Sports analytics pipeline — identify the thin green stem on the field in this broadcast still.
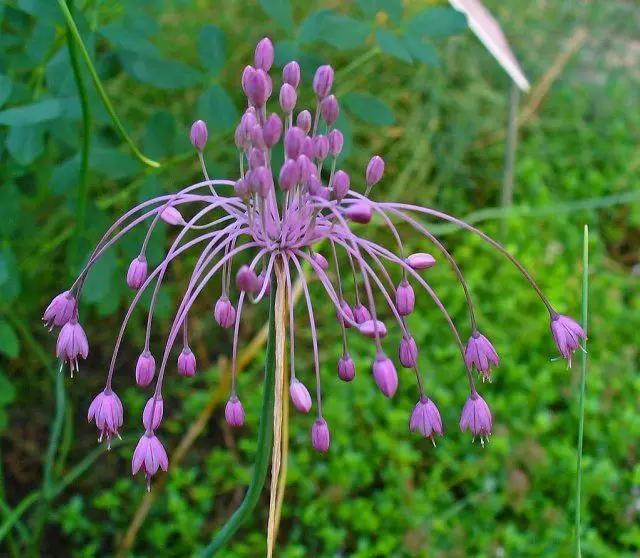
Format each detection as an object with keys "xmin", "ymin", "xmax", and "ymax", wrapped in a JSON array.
[
  {"xmin": 54, "ymin": 0, "xmax": 160, "ymax": 168},
  {"xmin": 65, "ymin": 0, "xmax": 92, "ymax": 270},
  {"xmin": 29, "ymin": 362, "xmax": 66, "ymax": 556},
  {"xmin": 574, "ymin": 225, "xmax": 589, "ymax": 558},
  {"xmin": 200, "ymin": 281, "xmax": 277, "ymax": 557},
  {"xmin": 0, "ymin": 492, "xmax": 40, "ymax": 545}
]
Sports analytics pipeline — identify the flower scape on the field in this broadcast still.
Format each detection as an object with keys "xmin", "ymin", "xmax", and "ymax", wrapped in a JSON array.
[{"xmin": 43, "ymin": 38, "xmax": 586, "ymax": 490}]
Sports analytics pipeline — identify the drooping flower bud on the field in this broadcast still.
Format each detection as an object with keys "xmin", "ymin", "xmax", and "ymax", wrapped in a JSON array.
[
  {"xmin": 225, "ymin": 396, "xmax": 245, "ymax": 427},
  {"xmin": 352, "ymin": 304, "xmax": 371, "ymax": 324},
  {"xmin": 398, "ymin": 336, "xmax": 418, "ymax": 368},
  {"xmin": 278, "ymin": 159, "xmax": 299, "ymax": 191},
  {"xmin": 279, "ymin": 83, "xmax": 297, "ymax": 113},
  {"xmin": 296, "ymin": 110, "xmax": 312, "ymax": 134},
  {"xmin": 313, "ymin": 65, "xmax": 334, "ymax": 99},
  {"xmin": 127, "ymin": 256, "xmax": 148, "ymax": 290},
  {"xmin": 311, "ymin": 418, "xmax": 330, "ymax": 452},
  {"xmin": 346, "ymin": 203, "xmax": 373, "ymax": 224},
  {"xmin": 251, "ymin": 166, "xmax": 274, "ymax": 197},
  {"xmin": 56, "ymin": 319, "xmax": 89, "ymax": 376},
  {"xmin": 366, "ymin": 155, "xmax": 385, "ymax": 186},
  {"xmin": 312, "ymin": 252, "xmax": 329, "ymax": 270},
  {"xmin": 236, "ymin": 265, "xmax": 260, "ymax": 293},
  {"xmin": 372, "ymin": 355, "xmax": 398, "ymax": 397},
  {"xmin": 177, "ymin": 347, "xmax": 197, "ymax": 377},
  {"xmin": 132, "ymin": 433, "xmax": 168, "ymax": 491},
  {"xmin": 234, "ymin": 177, "xmax": 251, "ymax": 199},
  {"xmin": 328, "ymin": 129, "xmax": 343, "ymax": 157},
  {"xmin": 406, "ymin": 253, "xmax": 436, "ymax": 270},
  {"xmin": 214, "ymin": 297, "xmax": 237, "ymax": 328},
  {"xmin": 338, "ymin": 355, "xmax": 355, "ymax": 382},
  {"xmin": 254, "ymin": 37, "xmax": 274, "ymax": 71},
  {"xmin": 284, "ymin": 126, "xmax": 305, "ymax": 159},
  {"xmin": 337, "ymin": 300, "xmax": 354, "ymax": 328},
  {"xmin": 43, "ymin": 291, "xmax": 76, "ymax": 329},
  {"xmin": 88, "ymin": 389, "xmax": 123, "ymax": 448},
  {"xmin": 283, "ymin": 61, "xmax": 301, "ymax": 88},
  {"xmin": 332, "ymin": 170, "xmax": 350, "ymax": 201},
  {"xmin": 409, "ymin": 397, "xmax": 443, "ymax": 444},
  {"xmin": 245, "ymin": 67, "xmax": 268, "ymax": 107},
  {"xmin": 320, "ymin": 95, "xmax": 339, "ymax": 125},
  {"xmin": 550, "ymin": 313, "xmax": 586, "ymax": 367},
  {"xmin": 143, "ymin": 396, "xmax": 163, "ymax": 430},
  {"xmin": 395, "ymin": 280, "xmax": 415, "ymax": 316},
  {"xmin": 459, "ymin": 392, "xmax": 492, "ymax": 445},
  {"xmin": 160, "ymin": 206, "xmax": 186, "ymax": 226},
  {"xmin": 257, "ymin": 270, "xmax": 271, "ymax": 296},
  {"xmin": 314, "ymin": 135, "xmax": 329, "ymax": 161},
  {"xmin": 263, "ymin": 113, "xmax": 283, "ymax": 147},
  {"xmin": 359, "ymin": 320, "xmax": 387, "ymax": 338},
  {"xmin": 289, "ymin": 379, "xmax": 312, "ymax": 413},
  {"xmin": 248, "ymin": 147, "xmax": 266, "ymax": 170},
  {"xmin": 189, "ymin": 120, "xmax": 208, "ymax": 151},
  {"xmin": 464, "ymin": 332, "xmax": 499, "ymax": 382},
  {"xmin": 135, "ymin": 350, "xmax": 156, "ymax": 387}
]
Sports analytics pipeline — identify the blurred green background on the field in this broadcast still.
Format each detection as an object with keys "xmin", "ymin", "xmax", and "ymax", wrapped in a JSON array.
[{"xmin": 0, "ymin": 0, "xmax": 639, "ymax": 556}]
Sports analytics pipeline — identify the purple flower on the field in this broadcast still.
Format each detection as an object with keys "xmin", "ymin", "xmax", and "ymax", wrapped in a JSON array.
[
  {"xmin": 290, "ymin": 379, "xmax": 312, "ymax": 413},
  {"xmin": 332, "ymin": 170, "xmax": 350, "ymax": 201},
  {"xmin": 159, "ymin": 206, "xmax": 185, "ymax": 226},
  {"xmin": 311, "ymin": 418, "xmax": 330, "ymax": 452},
  {"xmin": 132, "ymin": 433, "xmax": 169, "ymax": 491},
  {"xmin": 56, "ymin": 319, "xmax": 88, "ymax": 376},
  {"xmin": 406, "ymin": 253, "xmax": 436, "ymax": 270},
  {"xmin": 214, "ymin": 297, "xmax": 236, "ymax": 328},
  {"xmin": 550, "ymin": 313, "xmax": 586, "ymax": 366},
  {"xmin": 464, "ymin": 332, "xmax": 499, "ymax": 382},
  {"xmin": 359, "ymin": 320, "xmax": 387, "ymax": 339},
  {"xmin": 143, "ymin": 396, "xmax": 164, "ymax": 430},
  {"xmin": 135, "ymin": 351, "xmax": 156, "ymax": 387},
  {"xmin": 88, "ymin": 389, "xmax": 123, "ymax": 448},
  {"xmin": 189, "ymin": 120, "xmax": 208, "ymax": 151},
  {"xmin": 296, "ymin": 110, "xmax": 311, "ymax": 133},
  {"xmin": 366, "ymin": 155, "xmax": 384, "ymax": 186},
  {"xmin": 459, "ymin": 393, "xmax": 492, "ymax": 445},
  {"xmin": 398, "ymin": 336, "xmax": 418, "ymax": 368},
  {"xmin": 352, "ymin": 304, "xmax": 371, "ymax": 324},
  {"xmin": 262, "ymin": 114, "xmax": 282, "ymax": 147},
  {"xmin": 177, "ymin": 347, "xmax": 197, "ymax": 377},
  {"xmin": 320, "ymin": 95, "xmax": 339, "ymax": 125},
  {"xmin": 328, "ymin": 129, "xmax": 343, "ymax": 156},
  {"xmin": 346, "ymin": 203, "xmax": 373, "ymax": 224},
  {"xmin": 254, "ymin": 37, "xmax": 274, "ymax": 71},
  {"xmin": 236, "ymin": 265, "xmax": 259, "ymax": 293},
  {"xmin": 338, "ymin": 355, "xmax": 356, "ymax": 382},
  {"xmin": 395, "ymin": 280, "xmax": 415, "ymax": 316},
  {"xmin": 337, "ymin": 300, "xmax": 355, "ymax": 329},
  {"xmin": 282, "ymin": 61, "xmax": 300, "ymax": 88},
  {"xmin": 409, "ymin": 397, "xmax": 443, "ymax": 445},
  {"xmin": 225, "ymin": 396, "xmax": 245, "ymax": 428},
  {"xmin": 126, "ymin": 256, "xmax": 148, "ymax": 290},
  {"xmin": 279, "ymin": 83, "xmax": 297, "ymax": 114},
  {"xmin": 372, "ymin": 355, "xmax": 398, "ymax": 397},
  {"xmin": 43, "ymin": 291, "xmax": 76, "ymax": 329},
  {"xmin": 312, "ymin": 65, "xmax": 334, "ymax": 99},
  {"xmin": 312, "ymin": 252, "xmax": 329, "ymax": 270}
]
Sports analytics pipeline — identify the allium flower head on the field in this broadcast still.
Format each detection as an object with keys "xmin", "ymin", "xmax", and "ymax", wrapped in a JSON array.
[
  {"xmin": 44, "ymin": 37, "xmax": 587, "ymax": 487},
  {"xmin": 550, "ymin": 312, "xmax": 586, "ymax": 366}
]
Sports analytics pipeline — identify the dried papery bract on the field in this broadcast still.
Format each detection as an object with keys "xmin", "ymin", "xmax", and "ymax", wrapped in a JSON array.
[{"xmin": 43, "ymin": 36, "xmax": 584, "ymax": 497}]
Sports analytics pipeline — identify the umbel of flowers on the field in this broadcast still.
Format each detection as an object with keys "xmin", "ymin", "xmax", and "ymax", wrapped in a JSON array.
[{"xmin": 43, "ymin": 37, "xmax": 586, "ymax": 489}]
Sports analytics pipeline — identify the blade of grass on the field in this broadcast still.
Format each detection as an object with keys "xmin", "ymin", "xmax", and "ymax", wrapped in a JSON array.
[{"xmin": 574, "ymin": 224, "xmax": 589, "ymax": 557}]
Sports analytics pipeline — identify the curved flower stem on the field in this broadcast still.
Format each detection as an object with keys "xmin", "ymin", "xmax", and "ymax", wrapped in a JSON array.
[
  {"xmin": 574, "ymin": 225, "xmax": 589, "ymax": 558},
  {"xmin": 65, "ymin": 0, "xmax": 92, "ymax": 271},
  {"xmin": 200, "ymin": 279, "xmax": 278, "ymax": 557},
  {"xmin": 55, "ymin": 0, "xmax": 160, "ymax": 168}
]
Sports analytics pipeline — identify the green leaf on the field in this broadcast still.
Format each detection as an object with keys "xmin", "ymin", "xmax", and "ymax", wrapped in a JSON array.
[
  {"xmin": 0, "ymin": 372, "xmax": 16, "ymax": 405},
  {"xmin": 17, "ymin": 0, "xmax": 63, "ymax": 23},
  {"xmin": 198, "ymin": 24, "xmax": 226, "ymax": 75},
  {"xmin": 51, "ymin": 157, "xmax": 79, "ymax": 195},
  {"xmin": 122, "ymin": 55, "xmax": 203, "ymax": 90},
  {"xmin": 298, "ymin": 10, "xmax": 333, "ymax": 45},
  {"xmin": 0, "ymin": 321, "xmax": 19, "ymax": 359},
  {"xmin": 355, "ymin": 0, "xmax": 377, "ymax": 18},
  {"xmin": 375, "ymin": 29, "xmax": 412, "ymax": 63},
  {"xmin": 0, "ymin": 99, "xmax": 61, "ymax": 126},
  {"xmin": 6, "ymin": 125, "xmax": 44, "ymax": 165},
  {"xmin": 82, "ymin": 248, "xmax": 116, "ymax": 304},
  {"xmin": 377, "ymin": 0, "xmax": 403, "ymax": 22},
  {"xmin": 274, "ymin": 40, "xmax": 301, "ymax": 67},
  {"xmin": 402, "ymin": 35, "xmax": 439, "ymax": 66},
  {"xmin": 342, "ymin": 92, "xmax": 395, "ymax": 126},
  {"xmin": 0, "ymin": 247, "xmax": 21, "ymax": 304},
  {"xmin": 259, "ymin": 0, "xmax": 293, "ymax": 31},
  {"xmin": 333, "ymin": 110, "xmax": 352, "ymax": 162},
  {"xmin": 89, "ymin": 147, "xmax": 142, "ymax": 179},
  {"xmin": 197, "ymin": 85, "xmax": 238, "ymax": 133},
  {"xmin": 0, "ymin": 75, "xmax": 13, "ymax": 108},
  {"xmin": 143, "ymin": 111, "xmax": 176, "ymax": 159},
  {"xmin": 99, "ymin": 24, "xmax": 162, "ymax": 58},
  {"xmin": 0, "ymin": 183, "xmax": 21, "ymax": 236},
  {"xmin": 321, "ymin": 15, "xmax": 371, "ymax": 50},
  {"xmin": 24, "ymin": 21, "xmax": 56, "ymax": 66},
  {"xmin": 406, "ymin": 7, "xmax": 467, "ymax": 38}
]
